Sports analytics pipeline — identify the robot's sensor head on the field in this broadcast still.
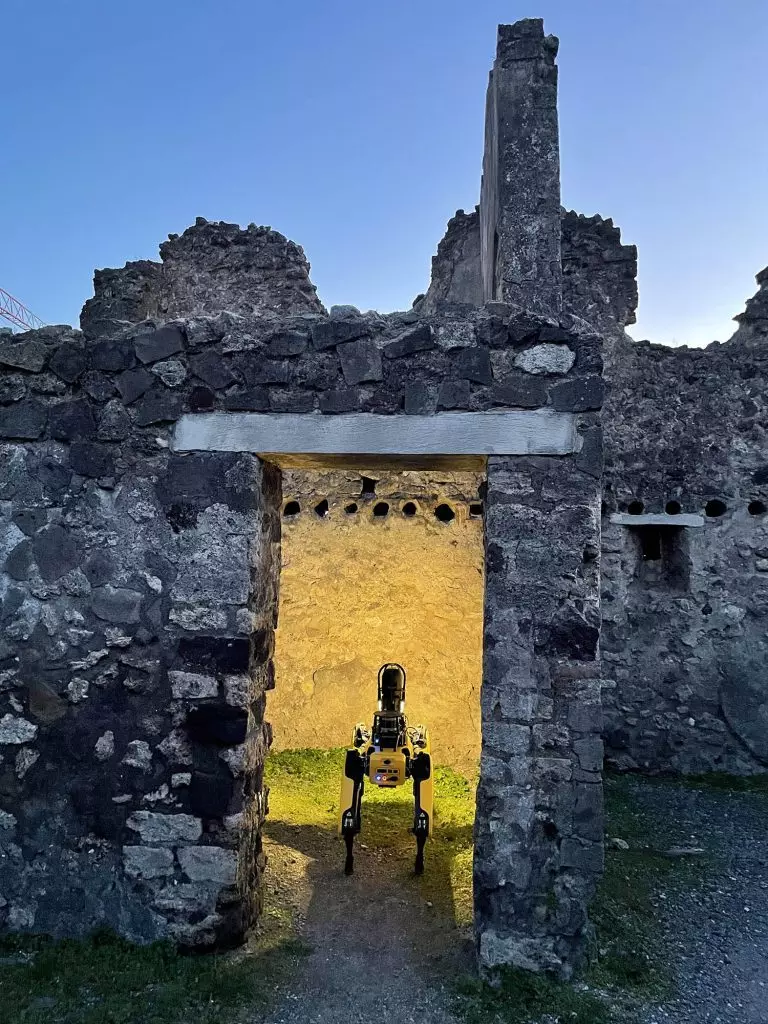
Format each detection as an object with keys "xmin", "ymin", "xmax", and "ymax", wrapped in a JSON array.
[{"xmin": 378, "ymin": 663, "xmax": 406, "ymax": 711}]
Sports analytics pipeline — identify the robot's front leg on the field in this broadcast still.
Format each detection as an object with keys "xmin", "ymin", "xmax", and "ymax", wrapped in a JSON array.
[
  {"xmin": 411, "ymin": 751, "xmax": 433, "ymax": 875},
  {"xmin": 338, "ymin": 749, "xmax": 366, "ymax": 875}
]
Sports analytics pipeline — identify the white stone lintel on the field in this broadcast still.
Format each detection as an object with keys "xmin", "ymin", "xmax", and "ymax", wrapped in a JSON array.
[
  {"xmin": 171, "ymin": 410, "xmax": 579, "ymax": 457},
  {"xmin": 610, "ymin": 513, "xmax": 705, "ymax": 528}
]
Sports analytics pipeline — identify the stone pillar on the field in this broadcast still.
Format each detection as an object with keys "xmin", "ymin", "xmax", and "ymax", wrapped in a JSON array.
[
  {"xmin": 475, "ymin": 453, "xmax": 604, "ymax": 977},
  {"xmin": 480, "ymin": 19, "xmax": 562, "ymax": 315}
]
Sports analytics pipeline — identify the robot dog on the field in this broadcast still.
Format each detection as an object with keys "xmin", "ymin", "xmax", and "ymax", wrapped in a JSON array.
[{"xmin": 338, "ymin": 663, "xmax": 433, "ymax": 875}]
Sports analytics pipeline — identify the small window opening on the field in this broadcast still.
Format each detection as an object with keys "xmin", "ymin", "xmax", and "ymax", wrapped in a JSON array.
[
  {"xmin": 314, "ymin": 499, "xmax": 330, "ymax": 518},
  {"xmin": 402, "ymin": 501, "xmax": 417, "ymax": 517},
  {"xmin": 638, "ymin": 527, "xmax": 662, "ymax": 561},
  {"xmin": 632, "ymin": 525, "xmax": 690, "ymax": 591},
  {"xmin": 748, "ymin": 500, "xmax": 766, "ymax": 516},
  {"xmin": 705, "ymin": 499, "xmax": 727, "ymax": 518},
  {"xmin": 469, "ymin": 502, "xmax": 484, "ymax": 519},
  {"xmin": 627, "ymin": 500, "xmax": 645, "ymax": 515},
  {"xmin": 373, "ymin": 502, "xmax": 390, "ymax": 518},
  {"xmin": 360, "ymin": 476, "xmax": 377, "ymax": 499},
  {"xmin": 435, "ymin": 503, "xmax": 456, "ymax": 523},
  {"xmin": 665, "ymin": 500, "xmax": 682, "ymax": 515},
  {"xmin": 283, "ymin": 501, "xmax": 301, "ymax": 518},
  {"xmin": 344, "ymin": 502, "xmax": 359, "ymax": 515}
]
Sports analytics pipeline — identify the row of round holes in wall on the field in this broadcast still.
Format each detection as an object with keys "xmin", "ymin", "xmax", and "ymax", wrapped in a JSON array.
[
  {"xmin": 613, "ymin": 499, "xmax": 768, "ymax": 518},
  {"xmin": 282, "ymin": 500, "xmax": 484, "ymax": 522}
]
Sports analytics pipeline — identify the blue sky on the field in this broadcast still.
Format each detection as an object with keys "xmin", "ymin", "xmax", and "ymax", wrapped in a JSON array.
[{"xmin": 1, "ymin": 0, "xmax": 766, "ymax": 346}]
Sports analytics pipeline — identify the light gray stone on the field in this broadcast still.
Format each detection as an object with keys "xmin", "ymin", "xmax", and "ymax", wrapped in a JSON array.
[
  {"xmin": 123, "ymin": 845, "xmax": 175, "ymax": 879},
  {"xmin": 177, "ymin": 846, "xmax": 237, "ymax": 884},
  {"xmin": 122, "ymin": 740, "xmax": 153, "ymax": 771},
  {"xmin": 514, "ymin": 344, "xmax": 575, "ymax": 375},
  {"xmin": 91, "ymin": 585, "xmax": 143, "ymax": 624},
  {"xmin": 126, "ymin": 811, "xmax": 202, "ymax": 844},
  {"xmin": 94, "ymin": 731, "xmax": 115, "ymax": 761},
  {"xmin": 0, "ymin": 715, "xmax": 38, "ymax": 745},
  {"xmin": 169, "ymin": 671, "xmax": 218, "ymax": 700}
]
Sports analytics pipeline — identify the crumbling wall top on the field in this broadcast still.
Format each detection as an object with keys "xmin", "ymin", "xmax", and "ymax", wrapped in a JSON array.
[{"xmin": 80, "ymin": 218, "xmax": 324, "ymax": 340}]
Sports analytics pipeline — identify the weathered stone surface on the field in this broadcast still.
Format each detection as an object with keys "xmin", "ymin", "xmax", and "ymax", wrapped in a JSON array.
[
  {"xmin": 117, "ymin": 367, "xmax": 153, "ymax": 404},
  {"xmin": 383, "ymin": 325, "xmax": 435, "ymax": 359},
  {"xmin": 550, "ymin": 375, "xmax": 604, "ymax": 412},
  {"xmin": 311, "ymin": 318, "xmax": 369, "ymax": 351},
  {"xmin": 32, "ymin": 525, "xmax": 79, "ymax": 581},
  {"xmin": 126, "ymin": 812, "xmax": 203, "ymax": 844},
  {"xmin": 0, "ymin": 400, "xmax": 47, "ymax": 439},
  {"xmin": 134, "ymin": 326, "xmax": 185, "ymax": 365},
  {"xmin": 338, "ymin": 338, "xmax": 383, "ymax": 385},
  {"xmin": 177, "ymin": 846, "xmax": 237, "ymax": 884},
  {"xmin": 123, "ymin": 846, "xmax": 175, "ymax": 879},
  {"xmin": 91, "ymin": 586, "xmax": 143, "ymax": 624},
  {"xmin": 0, "ymin": 715, "xmax": 38, "ymax": 744},
  {"xmin": 49, "ymin": 398, "xmax": 96, "ymax": 441},
  {"xmin": 169, "ymin": 671, "xmax": 218, "ymax": 700},
  {"xmin": 0, "ymin": 338, "xmax": 49, "ymax": 372},
  {"xmin": 514, "ymin": 343, "xmax": 575, "ymax": 375}
]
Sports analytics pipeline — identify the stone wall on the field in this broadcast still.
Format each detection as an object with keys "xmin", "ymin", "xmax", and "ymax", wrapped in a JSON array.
[
  {"xmin": 418, "ymin": 208, "xmax": 482, "ymax": 312},
  {"xmin": 80, "ymin": 218, "xmax": 324, "ymax": 340},
  {"xmin": 0, "ymin": 294, "xmax": 605, "ymax": 970},
  {"xmin": 270, "ymin": 469, "xmax": 484, "ymax": 773},
  {"xmin": 602, "ymin": 273, "xmax": 768, "ymax": 774},
  {"xmin": 561, "ymin": 211, "xmax": 638, "ymax": 335},
  {"xmin": 480, "ymin": 19, "xmax": 562, "ymax": 313},
  {"xmin": 477, "ymin": 451, "xmax": 603, "ymax": 975}
]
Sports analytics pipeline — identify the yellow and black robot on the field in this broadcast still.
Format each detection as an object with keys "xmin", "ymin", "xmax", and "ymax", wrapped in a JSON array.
[{"xmin": 338, "ymin": 663, "xmax": 433, "ymax": 875}]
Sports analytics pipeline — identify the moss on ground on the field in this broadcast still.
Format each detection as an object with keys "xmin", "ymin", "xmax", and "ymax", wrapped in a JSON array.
[{"xmin": 0, "ymin": 928, "xmax": 309, "ymax": 1024}]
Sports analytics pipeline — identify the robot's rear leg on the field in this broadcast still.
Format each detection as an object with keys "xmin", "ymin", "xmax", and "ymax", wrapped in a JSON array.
[
  {"xmin": 339, "ymin": 749, "xmax": 366, "ymax": 875},
  {"xmin": 411, "ymin": 751, "xmax": 433, "ymax": 875}
]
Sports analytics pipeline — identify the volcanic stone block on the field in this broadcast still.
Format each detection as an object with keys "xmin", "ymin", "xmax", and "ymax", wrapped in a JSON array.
[
  {"xmin": 452, "ymin": 347, "xmax": 493, "ymax": 384},
  {"xmin": 319, "ymin": 389, "xmax": 362, "ymax": 414},
  {"xmin": 32, "ymin": 524, "xmax": 79, "ymax": 581},
  {"xmin": 117, "ymin": 367, "xmax": 154, "ymax": 404},
  {"xmin": 49, "ymin": 343, "xmax": 87, "ymax": 383},
  {"xmin": 81, "ymin": 371, "xmax": 116, "ymax": 402},
  {"xmin": 123, "ymin": 846, "xmax": 175, "ymax": 879},
  {"xmin": 515, "ymin": 344, "xmax": 575, "ymax": 375},
  {"xmin": 383, "ymin": 324, "xmax": 435, "ymax": 359},
  {"xmin": 5, "ymin": 540, "xmax": 32, "ymax": 581},
  {"xmin": 311, "ymin": 318, "xmax": 370, "ymax": 351},
  {"xmin": 134, "ymin": 326, "xmax": 185, "ymax": 364},
  {"xmin": 12, "ymin": 508, "xmax": 47, "ymax": 536},
  {"xmin": 178, "ymin": 846, "xmax": 237, "ymax": 884},
  {"xmin": 338, "ymin": 339, "xmax": 382, "ymax": 384},
  {"xmin": 437, "ymin": 380, "xmax": 470, "ymax": 409},
  {"xmin": 0, "ymin": 338, "xmax": 49, "ymax": 372},
  {"xmin": 186, "ymin": 705, "xmax": 247, "ymax": 746},
  {"xmin": 404, "ymin": 384, "xmax": 436, "ymax": 415},
  {"xmin": 126, "ymin": 811, "xmax": 202, "ymax": 844},
  {"xmin": 69, "ymin": 442, "xmax": 116, "ymax": 479},
  {"xmin": 267, "ymin": 331, "xmax": 309, "ymax": 357},
  {"xmin": 223, "ymin": 388, "xmax": 270, "ymax": 411},
  {"xmin": 550, "ymin": 375, "xmax": 604, "ymax": 412},
  {"xmin": 97, "ymin": 401, "xmax": 131, "ymax": 441},
  {"xmin": 91, "ymin": 338, "xmax": 136, "ymax": 372},
  {"xmin": 191, "ymin": 352, "xmax": 236, "ymax": 390},
  {"xmin": 489, "ymin": 376, "xmax": 548, "ymax": 408},
  {"xmin": 91, "ymin": 585, "xmax": 143, "ymax": 624},
  {"xmin": 133, "ymin": 388, "xmax": 183, "ymax": 426},
  {"xmin": 0, "ymin": 400, "xmax": 47, "ymax": 439},
  {"xmin": 49, "ymin": 398, "xmax": 96, "ymax": 441},
  {"xmin": 176, "ymin": 637, "xmax": 251, "ymax": 674},
  {"xmin": 169, "ymin": 671, "xmax": 219, "ymax": 700},
  {"xmin": 189, "ymin": 770, "xmax": 235, "ymax": 817}
]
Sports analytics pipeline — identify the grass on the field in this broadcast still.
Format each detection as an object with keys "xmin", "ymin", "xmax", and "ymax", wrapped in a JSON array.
[
  {"xmin": 265, "ymin": 746, "xmax": 476, "ymax": 925},
  {"xmin": 0, "ymin": 928, "xmax": 309, "ymax": 1024}
]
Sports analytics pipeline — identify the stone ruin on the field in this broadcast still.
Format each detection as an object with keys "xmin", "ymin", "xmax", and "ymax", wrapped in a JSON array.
[{"xmin": 0, "ymin": 16, "xmax": 766, "ymax": 978}]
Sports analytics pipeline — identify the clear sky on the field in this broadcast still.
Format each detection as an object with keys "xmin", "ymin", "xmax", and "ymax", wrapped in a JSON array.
[{"xmin": 2, "ymin": 0, "xmax": 766, "ymax": 346}]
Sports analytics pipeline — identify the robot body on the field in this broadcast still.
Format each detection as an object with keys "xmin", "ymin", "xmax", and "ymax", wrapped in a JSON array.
[{"xmin": 338, "ymin": 664, "xmax": 433, "ymax": 874}]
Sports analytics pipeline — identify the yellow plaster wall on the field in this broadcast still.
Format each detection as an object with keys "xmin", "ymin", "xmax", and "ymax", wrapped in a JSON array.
[{"xmin": 269, "ymin": 472, "xmax": 484, "ymax": 774}]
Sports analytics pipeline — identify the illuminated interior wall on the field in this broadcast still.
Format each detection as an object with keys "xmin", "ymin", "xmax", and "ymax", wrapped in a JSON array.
[{"xmin": 270, "ymin": 468, "xmax": 484, "ymax": 774}]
